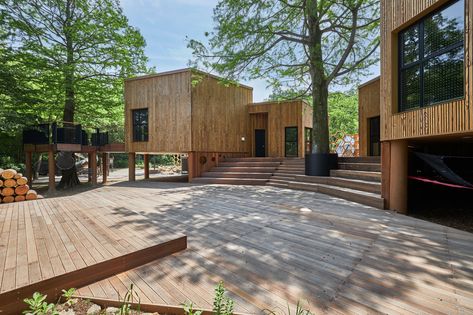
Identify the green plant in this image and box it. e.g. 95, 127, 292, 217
60, 288, 76, 305
263, 300, 313, 315
117, 283, 141, 315
183, 301, 203, 315
23, 292, 59, 315
213, 281, 234, 315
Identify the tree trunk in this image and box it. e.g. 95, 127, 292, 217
307, 2, 330, 154
59, 0, 81, 189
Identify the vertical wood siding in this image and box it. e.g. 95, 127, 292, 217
359, 78, 381, 156
381, 0, 472, 141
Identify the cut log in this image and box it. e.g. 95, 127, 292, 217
2, 196, 14, 203
16, 177, 28, 186
13, 173, 23, 179
1, 187, 14, 196
0, 179, 3, 187
3, 179, 17, 188
1, 169, 17, 180
26, 190, 38, 200
15, 185, 29, 196
14, 195, 25, 202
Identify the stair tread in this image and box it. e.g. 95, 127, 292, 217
331, 169, 381, 175
290, 181, 382, 198
296, 175, 381, 186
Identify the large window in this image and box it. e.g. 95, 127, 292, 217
132, 108, 148, 142
399, 0, 464, 112
285, 127, 298, 157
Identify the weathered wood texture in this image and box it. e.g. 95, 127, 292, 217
358, 77, 380, 156
73, 182, 473, 314
0, 191, 186, 314
125, 70, 193, 153
125, 69, 252, 154
381, 0, 473, 141
191, 75, 253, 153
248, 100, 313, 157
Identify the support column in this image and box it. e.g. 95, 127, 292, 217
90, 151, 97, 185
102, 152, 109, 184
187, 152, 195, 182
143, 154, 150, 179
48, 149, 55, 193
128, 152, 136, 181
389, 140, 408, 214
381, 141, 391, 209
25, 151, 33, 188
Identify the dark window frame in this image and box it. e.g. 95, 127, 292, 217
132, 108, 149, 142
398, 0, 465, 112
284, 126, 298, 157
304, 127, 313, 154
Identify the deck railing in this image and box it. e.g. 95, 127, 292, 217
23, 122, 109, 147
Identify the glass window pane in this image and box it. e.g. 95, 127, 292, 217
285, 127, 297, 142
423, 46, 464, 106
400, 66, 421, 111
402, 25, 419, 65
285, 142, 298, 157
424, 0, 464, 56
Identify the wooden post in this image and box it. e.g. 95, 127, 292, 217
381, 141, 391, 209
144, 154, 150, 179
128, 152, 136, 181
48, 148, 55, 193
90, 151, 97, 185
25, 151, 33, 188
187, 152, 194, 182
389, 140, 408, 214
102, 152, 109, 184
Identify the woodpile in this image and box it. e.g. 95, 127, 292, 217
0, 168, 40, 203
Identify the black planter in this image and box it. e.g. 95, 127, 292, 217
305, 153, 338, 176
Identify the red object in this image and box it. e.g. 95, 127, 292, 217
409, 176, 473, 190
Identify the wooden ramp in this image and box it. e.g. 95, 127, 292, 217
74, 182, 473, 315
0, 193, 187, 314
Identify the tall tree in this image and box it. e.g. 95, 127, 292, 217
189, 0, 379, 155
2, 0, 149, 188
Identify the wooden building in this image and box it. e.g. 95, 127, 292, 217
358, 77, 381, 157
124, 69, 313, 181
358, 0, 472, 213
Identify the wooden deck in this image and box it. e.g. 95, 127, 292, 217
0, 188, 186, 313
70, 182, 473, 314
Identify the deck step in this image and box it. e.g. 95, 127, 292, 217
338, 162, 381, 172
201, 172, 272, 179
338, 156, 381, 163
293, 175, 381, 194
192, 177, 268, 185
330, 169, 381, 182
209, 166, 276, 173
218, 161, 281, 167
271, 175, 296, 181
288, 181, 384, 208
224, 157, 283, 162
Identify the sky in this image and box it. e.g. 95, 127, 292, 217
119, 0, 380, 102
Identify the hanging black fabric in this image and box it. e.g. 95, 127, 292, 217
414, 152, 473, 188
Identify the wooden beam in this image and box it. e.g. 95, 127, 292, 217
381, 141, 391, 209
25, 151, 33, 188
48, 149, 55, 193
102, 153, 109, 184
144, 154, 150, 179
187, 152, 195, 182
0, 236, 187, 314
90, 151, 97, 185
128, 152, 136, 181
389, 140, 408, 214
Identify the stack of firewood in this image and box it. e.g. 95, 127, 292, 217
0, 169, 39, 203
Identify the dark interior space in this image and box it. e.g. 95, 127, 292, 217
407, 138, 473, 232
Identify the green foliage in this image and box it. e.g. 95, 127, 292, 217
213, 281, 234, 315
0, 155, 25, 173
60, 288, 76, 306
264, 301, 313, 315
118, 283, 140, 315
328, 92, 358, 137
189, 0, 379, 154
183, 301, 203, 315
23, 292, 59, 315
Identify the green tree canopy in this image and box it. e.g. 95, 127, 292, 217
189, 0, 379, 154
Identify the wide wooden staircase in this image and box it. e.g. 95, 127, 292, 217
191, 157, 283, 185
268, 156, 384, 208
192, 156, 384, 209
